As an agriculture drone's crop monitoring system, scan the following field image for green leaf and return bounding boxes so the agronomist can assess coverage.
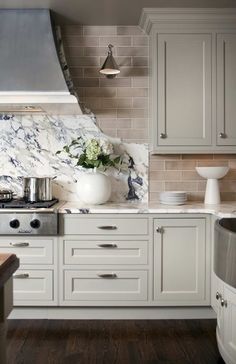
[113,156,121,164]
[63,145,70,153]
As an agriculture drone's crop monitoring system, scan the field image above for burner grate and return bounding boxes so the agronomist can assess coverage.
[0,199,58,209]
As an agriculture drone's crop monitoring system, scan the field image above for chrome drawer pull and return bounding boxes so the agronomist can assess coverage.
[156,227,164,233]
[97,243,117,248]
[10,242,29,247]
[97,273,117,279]
[97,226,117,230]
[13,273,29,279]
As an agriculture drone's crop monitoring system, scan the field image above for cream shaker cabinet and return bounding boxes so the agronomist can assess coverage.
[60,214,209,307]
[0,237,58,306]
[153,217,210,305]
[140,9,236,153]
[217,33,236,146]
[60,215,151,306]
[157,33,212,147]
[213,273,236,364]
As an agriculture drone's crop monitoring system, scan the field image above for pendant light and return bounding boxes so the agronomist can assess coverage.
[99,44,120,78]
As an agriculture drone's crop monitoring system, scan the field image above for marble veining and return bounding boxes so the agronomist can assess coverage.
[59,201,236,217]
[0,114,148,202]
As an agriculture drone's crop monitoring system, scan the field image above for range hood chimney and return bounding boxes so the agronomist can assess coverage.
[0,9,82,114]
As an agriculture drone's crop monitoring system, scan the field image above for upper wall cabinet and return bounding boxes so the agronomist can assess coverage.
[217,34,236,146]
[140,9,236,154]
[157,33,212,147]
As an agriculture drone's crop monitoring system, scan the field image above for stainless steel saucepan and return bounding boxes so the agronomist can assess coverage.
[23,177,56,202]
[0,189,15,202]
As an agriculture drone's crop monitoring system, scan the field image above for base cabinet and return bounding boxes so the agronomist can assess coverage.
[0,237,58,306]
[64,270,148,303]
[1,214,211,308]
[153,218,210,305]
[214,275,236,364]
[59,214,209,307]
[60,214,151,306]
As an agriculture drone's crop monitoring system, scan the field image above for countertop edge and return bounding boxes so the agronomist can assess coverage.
[58,202,236,218]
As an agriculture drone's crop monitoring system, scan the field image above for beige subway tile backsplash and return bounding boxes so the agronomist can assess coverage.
[99,78,131,88]
[131,118,148,129]
[117,47,148,57]
[117,108,148,118]
[165,161,196,170]
[117,26,144,35]
[99,36,132,46]
[117,88,148,97]
[132,57,149,66]
[63,25,236,202]
[67,56,100,66]
[83,26,117,35]
[84,47,109,56]
[101,98,132,109]
[117,128,148,140]
[132,36,149,46]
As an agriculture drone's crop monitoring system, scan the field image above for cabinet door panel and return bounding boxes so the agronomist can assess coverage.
[217,34,236,145]
[63,270,148,302]
[0,238,53,264]
[63,239,148,265]
[224,285,236,361]
[64,217,148,235]
[154,218,207,304]
[13,269,53,304]
[157,33,212,146]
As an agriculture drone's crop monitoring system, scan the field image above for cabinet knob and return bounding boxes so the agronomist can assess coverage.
[156,226,164,233]
[221,298,227,308]
[216,291,222,300]
[160,133,167,139]
[219,132,227,139]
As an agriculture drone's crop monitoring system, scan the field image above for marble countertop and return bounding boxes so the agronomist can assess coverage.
[59,201,236,217]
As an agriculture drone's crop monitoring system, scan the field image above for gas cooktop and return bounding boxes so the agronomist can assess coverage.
[0,199,62,235]
[0,199,58,209]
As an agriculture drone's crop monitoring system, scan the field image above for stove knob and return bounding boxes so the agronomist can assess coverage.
[9,219,20,229]
[30,219,41,229]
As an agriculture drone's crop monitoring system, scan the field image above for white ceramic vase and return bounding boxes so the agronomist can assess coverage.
[77,169,111,205]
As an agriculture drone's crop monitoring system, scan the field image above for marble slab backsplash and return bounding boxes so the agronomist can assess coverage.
[0,114,148,203]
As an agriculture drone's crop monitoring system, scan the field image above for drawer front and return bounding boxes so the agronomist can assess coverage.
[0,239,53,264]
[63,217,148,235]
[63,240,148,265]
[64,270,148,301]
[13,270,53,302]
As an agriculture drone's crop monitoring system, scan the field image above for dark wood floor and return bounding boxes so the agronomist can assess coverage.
[7,319,225,364]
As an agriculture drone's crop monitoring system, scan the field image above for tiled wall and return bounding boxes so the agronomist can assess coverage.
[61,25,148,142]
[61,25,236,202]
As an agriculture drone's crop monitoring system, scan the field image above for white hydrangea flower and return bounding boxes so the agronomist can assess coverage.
[100,139,114,155]
[85,139,101,160]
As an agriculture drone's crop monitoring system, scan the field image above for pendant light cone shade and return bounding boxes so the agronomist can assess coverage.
[100,44,120,78]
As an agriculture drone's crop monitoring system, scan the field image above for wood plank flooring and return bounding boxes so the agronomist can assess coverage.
[6,319,224,364]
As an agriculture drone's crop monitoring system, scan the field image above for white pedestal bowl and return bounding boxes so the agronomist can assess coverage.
[196,166,229,205]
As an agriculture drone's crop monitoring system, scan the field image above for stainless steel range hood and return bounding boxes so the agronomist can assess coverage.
[0,9,82,114]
